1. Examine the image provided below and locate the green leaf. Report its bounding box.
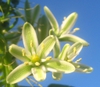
[22,22,38,53]
[44,6,59,34]
[52,72,62,80]
[59,12,78,35]
[37,35,55,58]
[72,63,93,73]
[53,37,60,58]
[67,42,83,60]
[6,63,32,84]
[37,15,51,44]
[24,0,31,23]
[31,66,46,81]
[58,44,70,60]
[31,4,40,25]
[59,34,89,46]
[45,59,75,73]
[9,44,30,62]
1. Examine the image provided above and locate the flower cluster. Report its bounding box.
[6,6,93,84]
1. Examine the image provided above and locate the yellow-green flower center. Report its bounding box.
[31,54,40,63]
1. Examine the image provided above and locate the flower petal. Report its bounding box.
[53,37,60,58]
[9,44,30,62]
[52,72,62,80]
[45,59,75,73]
[22,22,38,53]
[31,66,46,81]
[67,42,83,60]
[59,34,89,46]
[37,35,55,58]
[59,12,78,35]
[72,63,93,73]
[6,63,32,84]
[58,44,70,60]
[44,6,59,34]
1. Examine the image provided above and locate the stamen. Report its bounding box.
[35,62,40,66]
[46,57,52,61]
[30,40,33,48]
[83,69,88,72]
[73,47,77,54]
[75,58,82,63]
[22,49,26,56]
[31,54,40,63]
[41,43,45,49]
[24,62,29,65]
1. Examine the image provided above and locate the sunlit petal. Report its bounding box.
[67,42,83,60]
[59,12,78,35]
[37,35,55,58]
[44,6,59,34]
[59,34,89,46]
[31,66,46,81]
[22,22,38,53]
[45,59,75,73]
[9,44,30,62]
[6,63,32,84]
[72,63,93,73]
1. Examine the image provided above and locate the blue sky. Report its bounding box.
[17,0,100,87]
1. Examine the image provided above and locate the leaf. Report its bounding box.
[9,44,30,62]
[24,0,31,23]
[72,63,93,73]
[59,12,78,35]
[52,72,62,80]
[37,35,55,58]
[31,4,40,25]
[59,34,89,46]
[44,6,59,34]
[22,22,38,53]
[45,59,75,73]
[31,65,46,81]
[6,64,32,84]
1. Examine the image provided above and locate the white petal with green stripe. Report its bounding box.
[67,42,83,60]
[59,34,89,46]
[72,63,93,73]
[22,22,38,53]
[6,63,32,84]
[45,59,75,73]
[31,66,46,81]
[58,44,70,60]
[37,35,55,58]
[59,12,78,35]
[9,44,30,62]
[44,6,59,34]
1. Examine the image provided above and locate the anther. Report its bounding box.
[35,62,40,66]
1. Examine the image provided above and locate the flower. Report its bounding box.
[52,42,93,80]
[6,22,75,84]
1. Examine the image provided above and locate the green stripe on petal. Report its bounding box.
[6,63,32,84]
[58,44,70,60]
[67,42,83,60]
[9,44,30,62]
[22,22,38,53]
[59,12,78,35]
[44,6,59,34]
[31,66,46,81]
[45,59,75,73]
[72,63,93,73]
[59,34,89,46]
[37,35,55,58]
[52,72,62,80]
